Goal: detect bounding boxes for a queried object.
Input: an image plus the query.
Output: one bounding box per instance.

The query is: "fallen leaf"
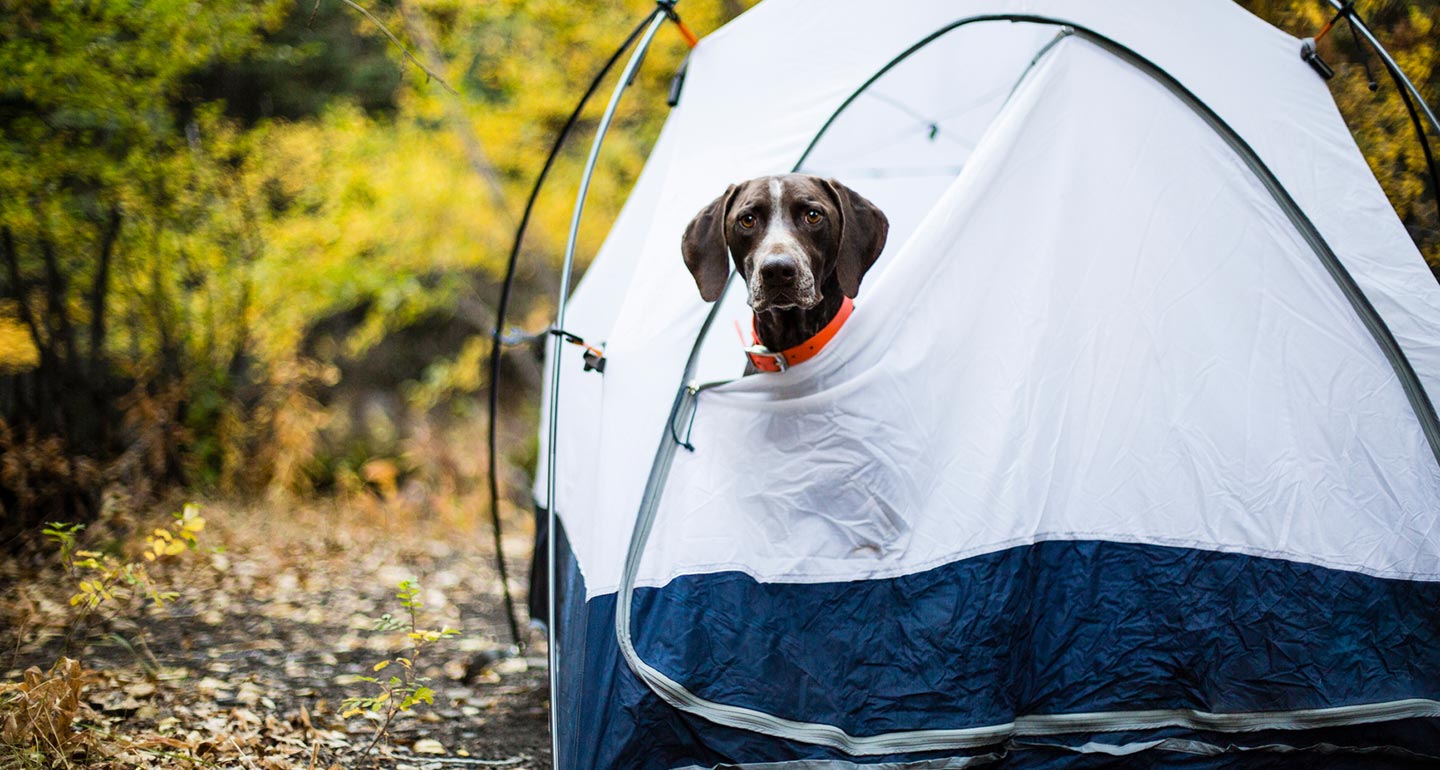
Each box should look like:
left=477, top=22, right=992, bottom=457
left=412, top=738, right=446, bottom=755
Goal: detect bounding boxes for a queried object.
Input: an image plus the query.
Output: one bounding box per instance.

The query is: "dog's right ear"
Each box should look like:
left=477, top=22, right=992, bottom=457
left=680, top=184, right=737, bottom=302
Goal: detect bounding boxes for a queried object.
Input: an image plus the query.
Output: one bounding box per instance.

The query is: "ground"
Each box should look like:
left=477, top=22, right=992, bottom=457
left=1, top=500, right=551, bottom=769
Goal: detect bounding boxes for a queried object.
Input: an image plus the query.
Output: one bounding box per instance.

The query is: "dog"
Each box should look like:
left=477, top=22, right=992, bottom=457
left=680, top=174, right=888, bottom=371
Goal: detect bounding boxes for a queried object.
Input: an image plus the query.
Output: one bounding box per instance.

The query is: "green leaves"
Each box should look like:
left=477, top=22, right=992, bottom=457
left=2, top=0, right=764, bottom=513
left=396, top=579, right=422, bottom=610
left=43, top=521, right=84, bottom=564
left=399, top=686, right=434, bottom=711
left=341, top=576, right=461, bottom=756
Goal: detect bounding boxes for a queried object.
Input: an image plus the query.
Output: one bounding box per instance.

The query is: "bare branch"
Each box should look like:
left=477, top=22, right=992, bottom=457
left=89, top=206, right=122, bottom=379
left=39, top=235, right=75, bottom=368
left=338, top=0, right=457, bottom=96
left=397, top=0, right=515, bottom=224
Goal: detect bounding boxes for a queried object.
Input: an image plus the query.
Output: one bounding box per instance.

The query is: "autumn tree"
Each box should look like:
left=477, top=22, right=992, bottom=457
left=0, top=0, right=750, bottom=541
left=2, top=0, right=1432, bottom=545
left=0, top=0, right=288, bottom=534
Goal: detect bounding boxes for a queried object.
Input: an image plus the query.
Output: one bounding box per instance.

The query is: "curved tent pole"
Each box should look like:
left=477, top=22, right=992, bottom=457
left=1326, top=2, right=1440, bottom=233
left=615, top=15, right=1440, bottom=755
left=543, top=10, right=670, bottom=766
left=1325, top=0, right=1440, bottom=137
left=483, top=7, right=663, bottom=653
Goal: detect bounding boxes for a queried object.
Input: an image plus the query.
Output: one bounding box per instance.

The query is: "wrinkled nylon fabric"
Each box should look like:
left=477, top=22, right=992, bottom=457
left=535, top=1, right=1440, bottom=768
left=633, top=543, right=1440, bottom=737
left=637, top=37, right=1440, bottom=591
left=558, top=539, right=1440, bottom=769
left=535, top=1, right=1440, bottom=568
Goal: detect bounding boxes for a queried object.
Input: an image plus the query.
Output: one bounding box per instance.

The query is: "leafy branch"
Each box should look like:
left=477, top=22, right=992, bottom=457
left=43, top=504, right=210, bottom=665
left=342, top=578, right=459, bottom=760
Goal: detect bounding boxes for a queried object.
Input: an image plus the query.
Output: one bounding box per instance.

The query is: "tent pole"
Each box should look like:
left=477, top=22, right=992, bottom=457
left=485, top=8, right=662, bottom=653
left=543, top=10, right=669, bottom=768
left=1324, top=0, right=1440, bottom=137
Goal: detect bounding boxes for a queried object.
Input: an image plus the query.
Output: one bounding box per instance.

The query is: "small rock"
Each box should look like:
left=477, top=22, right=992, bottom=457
left=494, top=658, right=527, bottom=675
left=412, top=738, right=446, bottom=755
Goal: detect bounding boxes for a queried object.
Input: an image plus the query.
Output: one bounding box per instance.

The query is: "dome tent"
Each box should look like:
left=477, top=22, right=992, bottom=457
left=532, top=0, right=1440, bottom=767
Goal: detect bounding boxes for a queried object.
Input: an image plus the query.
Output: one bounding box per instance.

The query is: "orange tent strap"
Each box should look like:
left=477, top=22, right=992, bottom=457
left=670, top=16, right=699, bottom=48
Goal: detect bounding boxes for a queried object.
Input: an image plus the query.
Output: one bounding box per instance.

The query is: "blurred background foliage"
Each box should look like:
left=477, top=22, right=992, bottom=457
left=0, top=0, right=1435, bottom=544
left=1246, top=0, right=1440, bottom=262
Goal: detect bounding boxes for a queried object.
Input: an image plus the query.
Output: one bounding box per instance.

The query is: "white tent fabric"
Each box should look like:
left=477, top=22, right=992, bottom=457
left=533, top=1, right=1440, bottom=767
left=538, top=0, right=1440, bottom=592
left=637, top=37, right=1440, bottom=588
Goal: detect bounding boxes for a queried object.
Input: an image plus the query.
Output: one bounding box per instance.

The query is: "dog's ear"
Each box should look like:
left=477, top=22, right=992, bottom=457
left=680, top=184, right=737, bottom=302
left=822, top=178, right=889, bottom=298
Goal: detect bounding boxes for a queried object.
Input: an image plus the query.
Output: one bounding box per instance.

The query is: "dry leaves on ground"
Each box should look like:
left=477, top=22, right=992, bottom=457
left=2, top=502, right=550, bottom=769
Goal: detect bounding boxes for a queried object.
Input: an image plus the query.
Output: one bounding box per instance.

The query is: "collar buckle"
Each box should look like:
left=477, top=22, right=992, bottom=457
left=744, top=344, right=788, bottom=372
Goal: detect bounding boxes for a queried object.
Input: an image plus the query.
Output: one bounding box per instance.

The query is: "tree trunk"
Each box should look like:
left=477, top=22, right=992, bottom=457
left=88, top=207, right=122, bottom=451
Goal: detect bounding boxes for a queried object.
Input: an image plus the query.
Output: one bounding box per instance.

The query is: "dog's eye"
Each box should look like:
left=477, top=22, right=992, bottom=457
left=804, top=209, right=823, bottom=224
left=738, top=213, right=756, bottom=229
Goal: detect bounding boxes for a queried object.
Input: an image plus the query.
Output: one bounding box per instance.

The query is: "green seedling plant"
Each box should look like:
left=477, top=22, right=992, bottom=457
left=42, top=504, right=209, bottom=666
left=3, top=506, right=210, bottom=765
left=342, top=579, right=459, bottom=759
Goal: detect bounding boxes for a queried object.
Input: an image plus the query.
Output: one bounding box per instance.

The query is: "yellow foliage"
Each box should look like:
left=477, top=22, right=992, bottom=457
left=1243, top=1, right=1440, bottom=269
left=0, top=303, right=38, bottom=373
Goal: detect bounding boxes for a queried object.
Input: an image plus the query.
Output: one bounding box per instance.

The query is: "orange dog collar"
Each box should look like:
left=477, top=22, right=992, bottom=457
left=746, top=296, right=855, bottom=373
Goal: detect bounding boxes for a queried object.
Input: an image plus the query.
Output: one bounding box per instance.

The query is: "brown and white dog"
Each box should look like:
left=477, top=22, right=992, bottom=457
left=680, top=174, right=888, bottom=371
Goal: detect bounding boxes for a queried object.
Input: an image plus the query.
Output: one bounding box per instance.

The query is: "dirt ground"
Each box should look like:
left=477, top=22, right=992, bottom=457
left=1, top=501, right=552, bottom=769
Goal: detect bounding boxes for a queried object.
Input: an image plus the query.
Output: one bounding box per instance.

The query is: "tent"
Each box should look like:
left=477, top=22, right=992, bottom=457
left=533, top=1, right=1440, bottom=767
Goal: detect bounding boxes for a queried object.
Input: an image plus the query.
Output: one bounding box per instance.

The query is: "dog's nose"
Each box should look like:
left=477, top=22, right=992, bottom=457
left=759, top=256, right=798, bottom=285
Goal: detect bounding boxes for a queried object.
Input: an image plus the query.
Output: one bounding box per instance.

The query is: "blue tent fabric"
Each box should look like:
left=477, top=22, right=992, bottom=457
left=552, top=535, right=1440, bottom=769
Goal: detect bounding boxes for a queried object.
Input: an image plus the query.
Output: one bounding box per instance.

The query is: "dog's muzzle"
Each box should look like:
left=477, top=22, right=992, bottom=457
left=749, top=253, right=818, bottom=311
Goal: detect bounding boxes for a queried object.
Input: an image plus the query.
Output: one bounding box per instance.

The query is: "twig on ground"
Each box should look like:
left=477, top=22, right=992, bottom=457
left=414, top=757, right=528, bottom=767
left=227, top=735, right=258, bottom=770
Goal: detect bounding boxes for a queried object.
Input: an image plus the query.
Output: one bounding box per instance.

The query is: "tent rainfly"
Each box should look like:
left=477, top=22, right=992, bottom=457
left=532, top=1, right=1440, bottom=767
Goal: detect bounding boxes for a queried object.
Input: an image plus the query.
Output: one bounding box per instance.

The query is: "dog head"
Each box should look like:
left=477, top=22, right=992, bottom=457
left=680, top=174, right=888, bottom=311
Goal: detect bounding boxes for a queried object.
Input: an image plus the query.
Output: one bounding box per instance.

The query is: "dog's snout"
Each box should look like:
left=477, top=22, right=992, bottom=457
left=759, top=256, right=799, bottom=285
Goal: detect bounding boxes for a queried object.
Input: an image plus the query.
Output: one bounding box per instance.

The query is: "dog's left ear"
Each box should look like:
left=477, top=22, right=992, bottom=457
left=680, top=184, right=738, bottom=302
left=822, top=179, right=889, bottom=298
